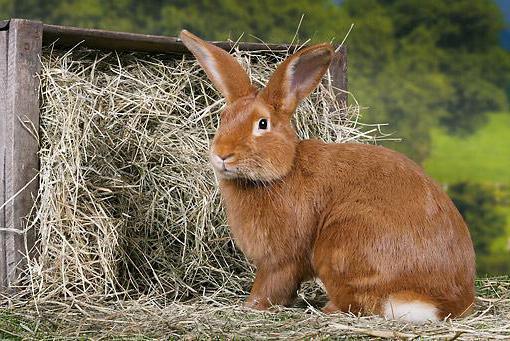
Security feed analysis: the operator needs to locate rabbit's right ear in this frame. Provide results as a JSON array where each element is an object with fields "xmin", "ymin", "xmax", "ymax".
[
  {"xmin": 260, "ymin": 44, "xmax": 333, "ymax": 115},
  {"xmin": 180, "ymin": 30, "xmax": 256, "ymax": 103}
]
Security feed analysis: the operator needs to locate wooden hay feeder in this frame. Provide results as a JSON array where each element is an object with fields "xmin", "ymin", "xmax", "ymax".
[{"xmin": 0, "ymin": 18, "xmax": 347, "ymax": 292}]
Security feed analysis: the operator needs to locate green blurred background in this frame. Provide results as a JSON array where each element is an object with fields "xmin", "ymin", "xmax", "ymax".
[{"xmin": 1, "ymin": 0, "xmax": 509, "ymax": 276}]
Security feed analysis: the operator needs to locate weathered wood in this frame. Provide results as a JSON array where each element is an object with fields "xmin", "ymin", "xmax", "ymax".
[
  {"xmin": 1, "ymin": 19, "xmax": 42, "ymax": 288},
  {"xmin": 0, "ymin": 30, "xmax": 8, "ymax": 288},
  {"xmin": 41, "ymin": 22, "xmax": 348, "ymax": 97},
  {"xmin": 330, "ymin": 46, "xmax": 348, "ymax": 106},
  {"xmin": 42, "ymin": 23, "xmax": 290, "ymax": 55},
  {"xmin": 41, "ymin": 22, "xmax": 348, "ymax": 99},
  {"xmin": 41, "ymin": 22, "xmax": 347, "ymax": 96}
]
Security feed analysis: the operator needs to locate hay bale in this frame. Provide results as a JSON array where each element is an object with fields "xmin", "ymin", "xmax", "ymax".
[{"xmin": 22, "ymin": 45, "xmax": 378, "ymax": 303}]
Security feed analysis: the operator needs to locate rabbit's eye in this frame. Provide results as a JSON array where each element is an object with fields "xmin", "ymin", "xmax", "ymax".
[
  {"xmin": 258, "ymin": 118, "xmax": 268, "ymax": 130},
  {"xmin": 253, "ymin": 117, "xmax": 271, "ymax": 136}
]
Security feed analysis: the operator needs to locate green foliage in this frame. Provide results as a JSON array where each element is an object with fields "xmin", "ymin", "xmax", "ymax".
[
  {"xmin": 440, "ymin": 49, "xmax": 510, "ymax": 133},
  {"xmin": 342, "ymin": 0, "xmax": 510, "ymax": 160},
  {"xmin": 424, "ymin": 112, "xmax": 510, "ymax": 275},
  {"xmin": 380, "ymin": 0, "xmax": 504, "ymax": 50},
  {"xmin": 0, "ymin": 0, "xmax": 12, "ymax": 16},
  {"xmin": 478, "ymin": 253, "xmax": 510, "ymax": 276},
  {"xmin": 442, "ymin": 75, "xmax": 507, "ymax": 133},
  {"xmin": 158, "ymin": 0, "xmax": 351, "ymax": 43},
  {"xmin": 424, "ymin": 113, "xmax": 510, "ymax": 185},
  {"xmin": 449, "ymin": 182, "xmax": 505, "ymax": 255},
  {"xmin": 48, "ymin": 0, "xmax": 138, "ymax": 33},
  {"xmin": 425, "ymin": 113, "xmax": 510, "ymax": 275},
  {"xmin": 448, "ymin": 182, "xmax": 509, "ymax": 275}
]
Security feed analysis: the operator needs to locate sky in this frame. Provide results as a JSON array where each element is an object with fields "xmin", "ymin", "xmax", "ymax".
[{"xmin": 495, "ymin": 0, "xmax": 510, "ymax": 49}]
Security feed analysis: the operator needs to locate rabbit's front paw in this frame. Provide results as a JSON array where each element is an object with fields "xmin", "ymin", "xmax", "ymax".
[
  {"xmin": 321, "ymin": 301, "xmax": 339, "ymax": 314},
  {"xmin": 243, "ymin": 296, "xmax": 271, "ymax": 310}
]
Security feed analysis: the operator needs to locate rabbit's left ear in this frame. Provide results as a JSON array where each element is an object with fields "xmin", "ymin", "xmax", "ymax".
[
  {"xmin": 260, "ymin": 44, "xmax": 334, "ymax": 114},
  {"xmin": 180, "ymin": 30, "xmax": 256, "ymax": 103}
]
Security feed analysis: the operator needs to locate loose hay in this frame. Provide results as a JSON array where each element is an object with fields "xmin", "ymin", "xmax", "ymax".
[
  {"xmin": 2, "ymin": 278, "xmax": 510, "ymax": 339},
  {"xmin": 1, "ymin": 44, "xmax": 508, "ymax": 339},
  {"xmin": 24, "ymin": 44, "xmax": 380, "ymax": 303}
]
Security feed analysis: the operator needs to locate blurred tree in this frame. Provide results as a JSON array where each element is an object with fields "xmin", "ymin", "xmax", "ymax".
[
  {"xmin": 380, "ymin": 0, "xmax": 504, "ymax": 50},
  {"xmin": 343, "ymin": 0, "xmax": 510, "ymax": 160},
  {"xmin": 48, "ymin": 0, "xmax": 138, "ymax": 33},
  {"xmin": 448, "ymin": 182, "xmax": 509, "ymax": 275},
  {"xmin": 348, "ymin": 19, "xmax": 454, "ymax": 160},
  {"xmin": 449, "ymin": 182, "xmax": 505, "ymax": 255},
  {"xmin": 0, "ymin": 0, "xmax": 13, "ymax": 17},
  {"xmin": 156, "ymin": 0, "xmax": 351, "ymax": 43},
  {"xmin": 440, "ymin": 50, "xmax": 510, "ymax": 133}
]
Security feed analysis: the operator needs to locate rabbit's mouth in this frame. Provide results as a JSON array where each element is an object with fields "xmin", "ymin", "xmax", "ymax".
[
  {"xmin": 219, "ymin": 162, "xmax": 238, "ymax": 175},
  {"xmin": 210, "ymin": 153, "xmax": 286, "ymax": 182},
  {"xmin": 214, "ymin": 167, "xmax": 243, "ymax": 180},
  {"xmin": 210, "ymin": 154, "xmax": 240, "ymax": 178},
  {"xmin": 220, "ymin": 169, "xmax": 239, "ymax": 179},
  {"xmin": 215, "ymin": 162, "xmax": 257, "ymax": 181}
]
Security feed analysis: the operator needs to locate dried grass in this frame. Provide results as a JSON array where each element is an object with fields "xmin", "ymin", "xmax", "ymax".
[
  {"xmin": 2, "ymin": 278, "xmax": 509, "ymax": 339},
  {"xmin": 23, "ymin": 44, "xmax": 380, "ymax": 303},
  {"xmin": 0, "ymin": 44, "xmax": 507, "ymax": 339}
]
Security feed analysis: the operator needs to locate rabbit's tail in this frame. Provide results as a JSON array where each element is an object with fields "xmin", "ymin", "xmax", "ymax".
[{"xmin": 382, "ymin": 291, "xmax": 440, "ymax": 324}]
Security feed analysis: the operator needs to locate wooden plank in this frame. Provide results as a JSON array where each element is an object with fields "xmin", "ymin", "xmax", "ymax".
[
  {"xmin": 330, "ymin": 46, "xmax": 348, "ymax": 106},
  {"xmin": 42, "ymin": 22, "xmax": 348, "ymax": 98},
  {"xmin": 2, "ymin": 19, "xmax": 42, "ymax": 288},
  {"xmin": 0, "ymin": 30, "xmax": 7, "ymax": 288},
  {"xmin": 42, "ymin": 23, "xmax": 290, "ymax": 54},
  {"xmin": 41, "ymin": 22, "xmax": 347, "ymax": 101}
]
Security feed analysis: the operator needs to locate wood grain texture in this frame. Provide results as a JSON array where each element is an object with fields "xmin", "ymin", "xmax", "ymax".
[
  {"xmin": 42, "ymin": 23, "xmax": 290, "ymax": 54},
  {"xmin": 42, "ymin": 22, "xmax": 348, "ymax": 101},
  {"xmin": 1, "ymin": 19, "xmax": 42, "ymax": 288},
  {"xmin": 0, "ymin": 31, "xmax": 7, "ymax": 288}
]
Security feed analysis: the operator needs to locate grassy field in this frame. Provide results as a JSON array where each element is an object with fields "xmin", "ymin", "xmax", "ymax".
[
  {"xmin": 424, "ymin": 112, "xmax": 510, "ymax": 185},
  {"xmin": 425, "ymin": 112, "xmax": 510, "ymax": 258}
]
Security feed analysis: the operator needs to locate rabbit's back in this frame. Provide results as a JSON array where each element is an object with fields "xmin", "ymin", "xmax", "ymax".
[{"xmin": 299, "ymin": 140, "xmax": 475, "ymax": 318}]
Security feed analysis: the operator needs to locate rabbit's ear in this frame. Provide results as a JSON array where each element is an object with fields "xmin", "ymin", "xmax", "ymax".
[
  {"xmin": 260, "ymin": 44, "xmax": 333, "ymax": 114},
  {"xmin": 180, "ymin": 30, "xmax": 256, "ymax": 103}
]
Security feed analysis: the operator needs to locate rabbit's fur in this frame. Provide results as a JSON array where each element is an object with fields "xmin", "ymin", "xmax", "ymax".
[{"xmin": 180, "ymin": 30, "xmax": 475, "ymax": 323}]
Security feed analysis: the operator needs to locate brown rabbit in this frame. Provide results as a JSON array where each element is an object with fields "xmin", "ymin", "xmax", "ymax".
[{"xmin": 180, "ymin": 30, "xmax": 475, "ymax": 323}]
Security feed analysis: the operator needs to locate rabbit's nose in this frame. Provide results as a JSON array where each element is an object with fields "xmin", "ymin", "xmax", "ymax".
[
  {"xmin": 218, "ymin": 153, "xmax": 234, "ymax": 161},
  {"xmin": 211, "ymin": 153, "xmax": 235, "ymax": 171}
]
